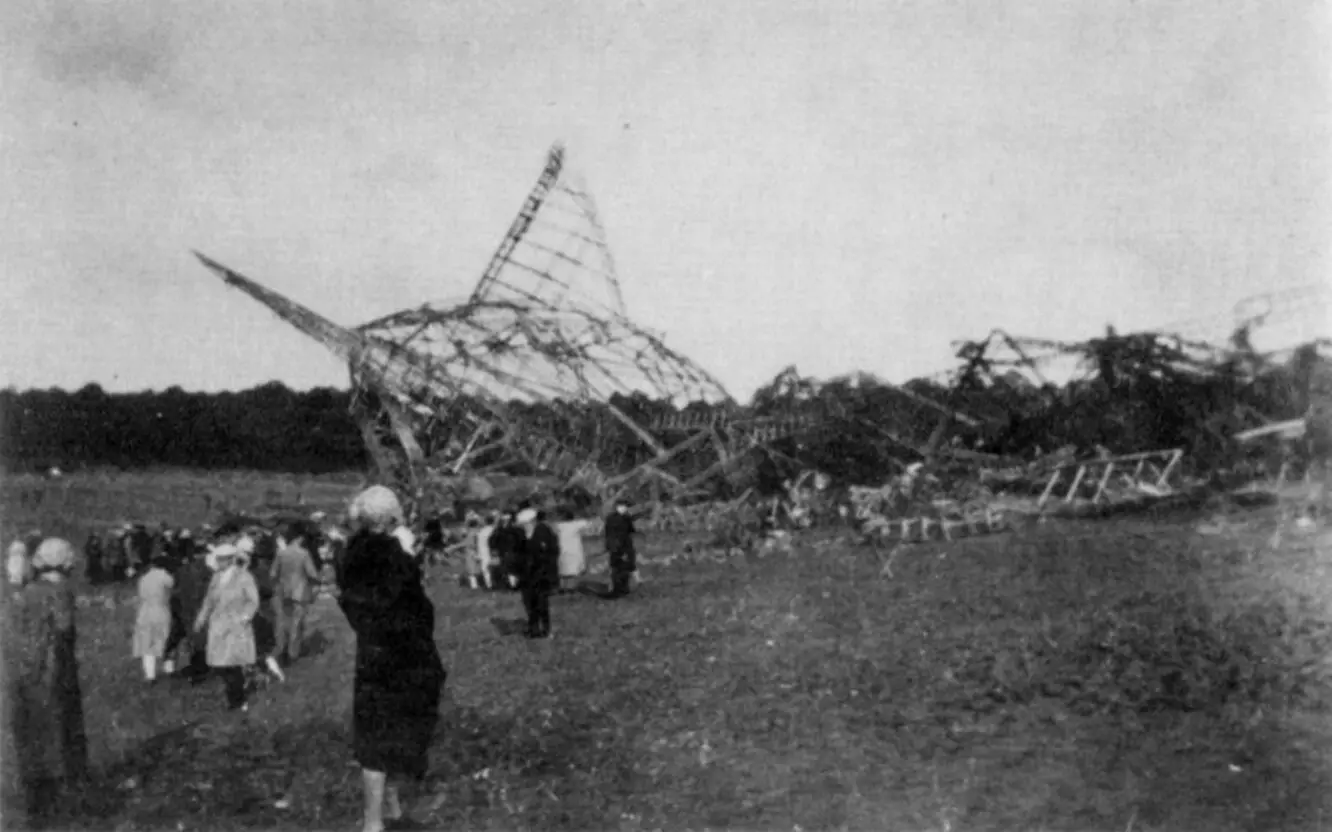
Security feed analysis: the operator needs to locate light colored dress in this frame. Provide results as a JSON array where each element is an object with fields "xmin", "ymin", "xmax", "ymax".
[
  {"xmin": 6, "ymin": 540, "xmax": 30, "ymax": 587},
  {"xmin": 131, "ymin": 567, "xmax": 175, "ymax": 658},
  {"xmin": 470, "ymin": 525, "xmax": 495, "ymax": 577},
  {"xmin": 555, "ymin": 520, "xmax": 591, "ymax": 579}
]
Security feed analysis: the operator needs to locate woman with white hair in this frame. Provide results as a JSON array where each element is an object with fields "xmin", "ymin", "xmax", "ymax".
[
  {"xmin": 193, "ymin": 543, "xmax": 259, "ymax": 712},
  {"xmin": 338, "ymin": 485, "xmax": 446, "ymax": 832},
  {"xmin": 6, "ymin": 538, "xmax": 88, "ymax": 822}
]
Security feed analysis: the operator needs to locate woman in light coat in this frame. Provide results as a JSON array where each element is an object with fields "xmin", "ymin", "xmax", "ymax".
[
  {"xmin": 194, "ymin": 543, "xmax": 259, "ymax": 712},
  {"xmin": 554, "ymin": 509, "xmax": 591, "ymax": 592},
  {"xmin": 131, "ymin": 554, "xmax": 175, "ymax": 683}
]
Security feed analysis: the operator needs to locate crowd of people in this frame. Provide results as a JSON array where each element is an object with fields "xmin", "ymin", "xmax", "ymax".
[{"xmin": 3, "ymin": 488, "xmax": 640, "ymax": 831}]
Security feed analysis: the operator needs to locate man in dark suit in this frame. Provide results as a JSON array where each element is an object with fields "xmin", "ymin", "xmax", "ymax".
[
  {"xmin": 516, "ymin": 508, "xmax": 559, "ymax": 639},
  {"xmin": 83, "ymin": 531, "xmax": 104, "ymax": 585},
  {"xmin": 489, "ymin": 510, "xmax": 524, "ymax": 591},
  {"xmin": 603, "ymin": 500, "xmax": 638, "ymax": 597},
  {"xmin": 164, "ymin": 544, "xmax": 212, "ymax": 683}
]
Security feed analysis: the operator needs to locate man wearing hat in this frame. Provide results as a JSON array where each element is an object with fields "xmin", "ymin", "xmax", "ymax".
[
  {"xmin": 165, "ymin": 540, "xmax": 212, "ymax": 684},
  {"xmin": 516, "ymin": 508, "xmax": 559, "ymax": 638},
  {"xmin": 603, "ymin": 500, "xmax": 638, "ymax": 598},
  {"xmin": 489, "ymin": 509, "xmax": 524, "ymax": 591}
]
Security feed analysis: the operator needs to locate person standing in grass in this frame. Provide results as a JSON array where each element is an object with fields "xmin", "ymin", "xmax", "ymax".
[
  {"xmin": 164, "ymin": 545, "xmax": 212, "ymax": 684},
  {"xmin": 269, "ymin": 525, "xmax": 320, "ymax": 667},
  {"xmin": 516, "ymin": 508, "xmax": 560, "ymax": 638},
  {"xmin": 338, "ymin": 485, "xmax": 446, "ymax": 832},
  {"xmin": 603, "ymin": 500, "xmax": 638, "ymax": 598},
  {"xmin": 131, "ymin": 554, "xmax": 175, "ymax": 684},
  {"xmin": 319, "ymin": 523, "xmax": 347, "ymax": 597},
  {"xmin": 194, "ymin": 543, "xmax": 260, "ymax": 712},
  {"xmin": 420, "ymin": 514, "xmax": 448, "ymax": 569},
  {"xmin": 7, "ymin": 538, "xmax": 88, "ymax": 823},
  {"xmin": 82, "ymin": 531, "xmax": 104, "ymax": 586},
  {"xmin": 104, "ymin": 525, "xmax": 128, "ymax": 583},
  {"xmin": 554, "ymin": 508, "xmax": 591, "ymax": 593},
  {"xmin": 466, "ymin": 515, "xmax": 494, "ymax": 590},
  {"xmin": 6, "ymin": 537, "xmax": 32, "ymax": 590},
  {"xmin": 489, "ymin": 509, "xmax": 523, "ymax": 591},
  {"xmin": 127, "ymin": 523, "xmax": 152, "ymax": 579}
]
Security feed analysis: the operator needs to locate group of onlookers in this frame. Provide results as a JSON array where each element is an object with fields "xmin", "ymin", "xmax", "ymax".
[
  {"xmin": 2, "ymin": 490, "xmax": 641, "ymax": 830},
  {"xmin": 129, "ymin": 521, "xmax": 329, "ymax": 712},
  {"xmin": 462, "ymin": 503, "xmax": 635, "ymax": 593},
  {"xmin": 81, "ymin": 522, "xmax": 200, "ymax": 586}
]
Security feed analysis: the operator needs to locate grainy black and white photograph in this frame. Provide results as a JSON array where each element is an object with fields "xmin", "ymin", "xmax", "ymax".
[{"xmin": 2, "ymin": 1, "xmax": 1330, "ymax": 830}]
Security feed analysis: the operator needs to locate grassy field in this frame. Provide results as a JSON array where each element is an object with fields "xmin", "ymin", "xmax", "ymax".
[
  {"xmin": 3, "ymin": 472, "xmax": 1332, "ymax": 830},
  {"xmin": 0, "ymin": 468, "xmax": 367, "ymax": 542}
]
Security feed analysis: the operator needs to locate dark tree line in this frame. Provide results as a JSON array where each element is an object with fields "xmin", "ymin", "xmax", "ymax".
[
  {"xmin": 2, "ymin": 335, "xmax": 1326, "ymax": 483},
  {"xmin": 0, "ymin": 382, "xmax": 366, "ymax": 473}
]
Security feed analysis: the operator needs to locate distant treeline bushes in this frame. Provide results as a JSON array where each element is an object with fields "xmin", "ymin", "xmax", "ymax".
[
  {"xmin": 3, "ymin": 336, "xmax": 1327, "ymax": 482},
  {"xmin": 1, "ymin": 382, "xmax": 366, "ymax": 473}
]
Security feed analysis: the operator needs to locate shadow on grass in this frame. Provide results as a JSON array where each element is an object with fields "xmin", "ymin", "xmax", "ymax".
[
  {"xmin": 298, "ymin": 628, "xmax": 331, "ymax": 661},
  {"xmin": 55, "ymin": 700, "xmax": 640, "ymax": 830},
  {"xmin": 419, "ymin": 703, "xmax": 644, "ymax": 830},
  {"xmin": 52, "ymin": 718, "xmax": 358, "ymax": 830},
  {"xmin": 571, "ymin": 577, "xmax": 613, "ymax": 598},
  {"xmin": 488, "ymin": 616, "xmax": 527, "ymax": 638}
]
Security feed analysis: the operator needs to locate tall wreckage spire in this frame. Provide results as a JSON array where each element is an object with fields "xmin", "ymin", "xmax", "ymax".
[{"xmin": 195, "ymin": 143, "xmax": 774, "ymax": 516}]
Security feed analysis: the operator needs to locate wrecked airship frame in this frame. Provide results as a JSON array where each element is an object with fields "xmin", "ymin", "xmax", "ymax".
[
  {"xmin": 196, "ymin": 144, "xmax": 971, "ymax": 519},
  {"xmin": 197, "ymin": 143, "xmax": 1330, "ymax": 529}
]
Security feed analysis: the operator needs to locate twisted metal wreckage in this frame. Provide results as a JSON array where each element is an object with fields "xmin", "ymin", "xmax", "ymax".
[{"xmin": 196, "ymin": 143, "xmax": 1331, "ymax": 537}]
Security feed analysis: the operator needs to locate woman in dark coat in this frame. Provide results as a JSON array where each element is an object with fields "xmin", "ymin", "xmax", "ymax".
[
  {"xmin": 6, "ymin": 538, "xmax": 88, "ymax": 824},
  {"xmin": 338, "ymin": 486, "xmax": 446, "ymax": 832}
]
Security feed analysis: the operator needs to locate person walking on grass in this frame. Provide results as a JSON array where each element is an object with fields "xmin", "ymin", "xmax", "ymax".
[
  {"xmin": 163, "ymin": 544, "xmax": 211, "ymax": 684},
  {"xmin": 248, "ymin": 537, "xmax": 287, "ymax": 684},
  {"xmin": 603, "ymin": 500, "xmax": 638, "ymax": 598},
  {"xmin": 269, "ymin": 525, "xmax": 320, "ymax": 668},
  {"xmin": 131, "ymin": 554, "xmax": 175, "ymax": 684},
  {"xmin": 338, "ymin": 485, "xmax": 446, "ymax": 832},
  {"xmin": 194, "ymin": 543, "xmax": 259, "ymax": 712},
  {"xmin": 516, "ymin": 508, "xmax": 559, "ymax": 639},
  {"xmin": 6, "ymin": 538, "xmax": 88, "ymax": 825}
]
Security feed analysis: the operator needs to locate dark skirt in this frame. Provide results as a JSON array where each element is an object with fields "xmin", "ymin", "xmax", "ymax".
[{"xmin": 352, "ymin": 657, "xmax": 446, "ymax": 778}]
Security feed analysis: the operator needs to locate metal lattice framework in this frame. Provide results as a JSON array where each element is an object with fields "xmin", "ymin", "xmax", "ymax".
[
  {"xmin": 197, "ymin": 143, "xmax": 876, "ymax": 516},
  {"xmin": 929, "ymin": 282, "xmax": 1331, "ymax": 393},
  {"xmin": 206, "ymin": 142, "xmax": 1330, "ymax": 519}
]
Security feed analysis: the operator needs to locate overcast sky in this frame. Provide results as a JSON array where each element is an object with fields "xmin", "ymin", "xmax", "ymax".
[{"xmin": 2, "ymin": 0, "xmax": 1327, "ymax": 399}]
